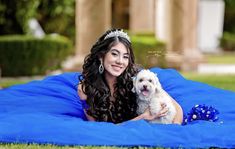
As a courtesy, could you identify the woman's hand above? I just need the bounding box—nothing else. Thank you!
[132,103,168,121]
[142,103,168,121]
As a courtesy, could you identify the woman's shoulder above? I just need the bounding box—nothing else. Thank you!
[78,83,87,100]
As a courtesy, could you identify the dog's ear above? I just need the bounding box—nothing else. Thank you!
[132,76,136,82]
[151,72,162,93]
[153,73,162,88]
[132,87,136,93]
[131,76,136,93]
[155,83,161,93]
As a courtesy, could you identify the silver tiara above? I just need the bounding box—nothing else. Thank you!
[104,30,131,42]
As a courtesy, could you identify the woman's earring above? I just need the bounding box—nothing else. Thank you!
[99,62,104,74]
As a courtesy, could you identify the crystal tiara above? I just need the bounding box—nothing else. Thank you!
[104,29,131,42]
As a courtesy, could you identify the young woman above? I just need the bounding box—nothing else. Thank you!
[78,28,183,124]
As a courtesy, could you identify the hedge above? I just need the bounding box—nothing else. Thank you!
[131,33,166,68]
[220,32,235,51]
[0,35,73,76]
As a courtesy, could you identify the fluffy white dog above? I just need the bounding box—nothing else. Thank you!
[132,69,176,124]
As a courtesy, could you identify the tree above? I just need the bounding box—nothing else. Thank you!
[224,0,235,33]
[37,0,75,42]
[0,0,40,34]
[0,0,75,42]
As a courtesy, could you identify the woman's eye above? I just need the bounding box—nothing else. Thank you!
[123,55,129,59]
[111,52,118,56]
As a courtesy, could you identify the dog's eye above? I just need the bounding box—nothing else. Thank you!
[148,79,152,83]
[139,79,143,82]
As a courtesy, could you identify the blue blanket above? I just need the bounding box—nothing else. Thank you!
[1,67,235,148]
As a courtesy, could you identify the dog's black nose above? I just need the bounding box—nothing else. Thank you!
[143,85,147,89]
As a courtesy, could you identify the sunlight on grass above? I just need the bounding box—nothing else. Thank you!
[181,72,235,92]
[205,52,235,64]
[0,80,29,88]
[0,144,155,149]
[0,76,42,88]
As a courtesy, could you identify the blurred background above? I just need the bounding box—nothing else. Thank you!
[0,0,235,91]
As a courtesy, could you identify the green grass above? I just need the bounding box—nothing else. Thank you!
[0,144,155,149]
[181,72,235,92]
[2,73,234,92]
[204,52,235,64]
[0,144,66,149]
[0,76,42,88]
[180,52,235,92]
[0,80,29,88]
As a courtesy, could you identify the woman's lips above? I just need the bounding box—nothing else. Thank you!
[112,65,123,71]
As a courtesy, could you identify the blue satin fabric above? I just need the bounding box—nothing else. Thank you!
[0,68,235,148]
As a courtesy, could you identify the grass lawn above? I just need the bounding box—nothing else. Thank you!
[181,72,235,92]
[1,73,235,92]
[0,144,156,149]
[204,52,235,64]
[0,80,30,88]
[0,76,43,88]
[0,144,133,149]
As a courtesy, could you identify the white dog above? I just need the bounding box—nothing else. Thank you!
[132,69,176,124]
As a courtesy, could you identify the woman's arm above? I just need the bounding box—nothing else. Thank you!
[171,98,183,124]
[78,84,96,121]
[162,89,183,124]
[132,94,183,124]
[83,110,96,121]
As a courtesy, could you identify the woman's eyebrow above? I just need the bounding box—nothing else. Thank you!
[110,49,120,53]
[110,49,129,55]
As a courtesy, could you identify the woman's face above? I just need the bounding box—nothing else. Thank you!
[103,42,129,78]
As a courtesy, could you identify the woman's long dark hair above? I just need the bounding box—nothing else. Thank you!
[79,29,138,123]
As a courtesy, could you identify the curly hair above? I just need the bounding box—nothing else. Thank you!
[79,29,138,123]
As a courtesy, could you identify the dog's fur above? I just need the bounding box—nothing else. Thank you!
[132,69,176,124]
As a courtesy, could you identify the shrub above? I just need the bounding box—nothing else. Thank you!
[0,34,73,76]
[220,32,235,51]
[130,33,166,68]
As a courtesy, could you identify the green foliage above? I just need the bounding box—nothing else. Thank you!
[131,34,166,68]
[0,0,40,34]
[0,35,73,76]
[220,32,235,51]
[224,0,235,33]
[0,0,75,42]
[37,0,75,43]
[16,0,41,34]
